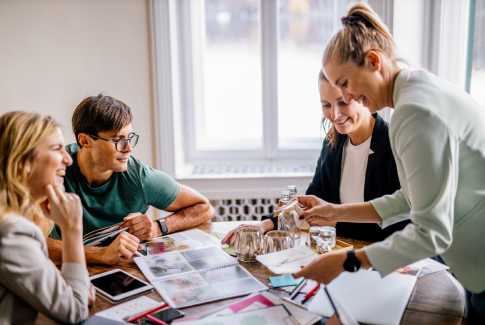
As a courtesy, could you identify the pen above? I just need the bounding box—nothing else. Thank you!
[289,278,306,295]
[324,287,341,325]
[282,297,308,310]
[289,279,307,300]
[145,314,169,325]
[125,302,169,322]
[281,304,300,325]
[301,283,320,304]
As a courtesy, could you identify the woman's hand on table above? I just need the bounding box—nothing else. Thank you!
[221,219,274,245]
[297,195,339,224]
[293,252,346,285]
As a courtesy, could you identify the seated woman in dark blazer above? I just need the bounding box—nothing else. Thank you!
[222,70,410,244]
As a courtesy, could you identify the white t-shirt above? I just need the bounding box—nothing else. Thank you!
[339,136,373,204]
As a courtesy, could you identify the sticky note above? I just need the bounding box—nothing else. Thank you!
[269,275,298,288]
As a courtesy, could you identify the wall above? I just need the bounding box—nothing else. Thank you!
[0,0,155,167]
[0,0,159,217]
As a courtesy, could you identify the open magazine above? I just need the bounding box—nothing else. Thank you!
[134,246,267,308]
[83,222,129,247]
[136,229,225,256]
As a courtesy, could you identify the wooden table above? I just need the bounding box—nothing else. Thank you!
[35,221,470,324]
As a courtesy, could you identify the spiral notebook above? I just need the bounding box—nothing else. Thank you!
[134,246,267,308]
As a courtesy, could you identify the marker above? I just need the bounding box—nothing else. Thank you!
[289,279,307,300]
[289,278,306,295]
[301,283,320,304]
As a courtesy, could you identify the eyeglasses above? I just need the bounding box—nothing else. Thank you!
[89,133,139,152]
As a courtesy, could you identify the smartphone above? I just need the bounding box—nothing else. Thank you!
[140,308,185,324]
[90,269,153,303]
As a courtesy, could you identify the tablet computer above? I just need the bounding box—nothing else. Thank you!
[90,269,153,303]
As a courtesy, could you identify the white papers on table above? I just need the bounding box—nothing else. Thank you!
[330,293,359,325]
[408,257,449,277]
[95,296,163,321]
[175,305,300,325]
[307,270,417,325]
[255,245,319,274]
[260,291,322,325]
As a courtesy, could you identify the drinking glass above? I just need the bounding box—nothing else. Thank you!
[262,230,295,254]
[234,225,263,262]
[278,211,302,245]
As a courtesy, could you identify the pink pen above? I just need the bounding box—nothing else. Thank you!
[145,314,169,325]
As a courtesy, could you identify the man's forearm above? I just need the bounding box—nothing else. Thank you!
[47,237,106,265]
[165,202,214,234]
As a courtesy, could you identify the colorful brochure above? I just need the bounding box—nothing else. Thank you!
[134,246,267,308]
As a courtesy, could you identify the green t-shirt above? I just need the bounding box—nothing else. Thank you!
[49,144,180,239]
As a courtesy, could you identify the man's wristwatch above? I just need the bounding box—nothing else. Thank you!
[343,250,361,272]
[156,218,169,236]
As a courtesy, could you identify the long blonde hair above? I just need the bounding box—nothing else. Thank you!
[0,111,60,235]
[323,2,396,67]
[319,69,339,150]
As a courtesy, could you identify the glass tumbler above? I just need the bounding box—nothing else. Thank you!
[262,230,295,254]
[234,225,263,262]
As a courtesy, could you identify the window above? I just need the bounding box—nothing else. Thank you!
[151,0,393,197]
[156,0,365,170]
[469,0,485,107]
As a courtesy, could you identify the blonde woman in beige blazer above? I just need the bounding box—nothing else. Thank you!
[0,111,95,325]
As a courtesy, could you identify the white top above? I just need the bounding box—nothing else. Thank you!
[340,136,373,204]
[365,69,485,293]
[0,213,90,325]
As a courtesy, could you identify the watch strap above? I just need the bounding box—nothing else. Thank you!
[343,250,361,272]
[156,218,169,236]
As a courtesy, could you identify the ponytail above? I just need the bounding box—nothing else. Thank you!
[324,2,396,66]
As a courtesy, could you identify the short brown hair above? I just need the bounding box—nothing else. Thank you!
[72,94,133,147]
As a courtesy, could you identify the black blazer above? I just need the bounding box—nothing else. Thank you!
[263,114,411,242]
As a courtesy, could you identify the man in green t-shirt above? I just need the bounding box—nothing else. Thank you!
[47,94,213,265]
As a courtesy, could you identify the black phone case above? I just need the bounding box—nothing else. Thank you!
[139,307,185,324]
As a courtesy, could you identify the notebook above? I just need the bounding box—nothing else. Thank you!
[134,246,267,308]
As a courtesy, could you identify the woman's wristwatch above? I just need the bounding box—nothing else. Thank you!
[156,218,169,236]
[343,250,361,272]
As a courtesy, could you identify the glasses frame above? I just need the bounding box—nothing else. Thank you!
[89,133,139,152]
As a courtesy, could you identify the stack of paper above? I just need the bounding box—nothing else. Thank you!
[308,270,417,325]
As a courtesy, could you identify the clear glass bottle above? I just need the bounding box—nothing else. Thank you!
[280,191,291,204]
[278,190,301,243]
[287,185,298,198]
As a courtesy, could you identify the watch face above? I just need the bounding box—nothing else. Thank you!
[344,252,361,272]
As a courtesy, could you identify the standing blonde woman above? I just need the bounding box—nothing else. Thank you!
[0,111,95,324]
[294,3,485,321]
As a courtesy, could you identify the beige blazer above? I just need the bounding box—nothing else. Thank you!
[0,213,89,325]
